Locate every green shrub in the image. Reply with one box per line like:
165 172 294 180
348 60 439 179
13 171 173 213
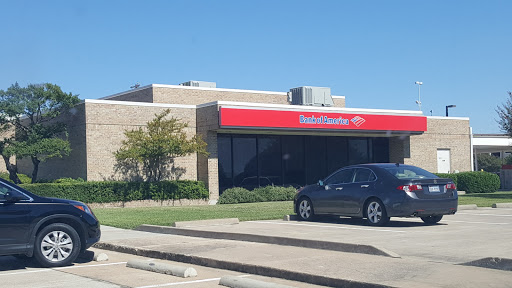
455 171 500 193
53 177 85 183
0 172 32 184
218 187 263 204
19 180 209 203
219 186 297 204
476 154 502 173
252 186 297 201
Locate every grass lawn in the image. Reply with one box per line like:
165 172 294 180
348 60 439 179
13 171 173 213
94 201 294 229
94 191 512 229
458 191 512 207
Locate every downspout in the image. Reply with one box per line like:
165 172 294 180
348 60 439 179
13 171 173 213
470 127 475 171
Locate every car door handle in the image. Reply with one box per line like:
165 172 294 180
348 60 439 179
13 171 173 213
361 185 369 188
335 187 343 190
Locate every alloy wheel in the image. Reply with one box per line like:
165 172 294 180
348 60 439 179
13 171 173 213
40 230 74 262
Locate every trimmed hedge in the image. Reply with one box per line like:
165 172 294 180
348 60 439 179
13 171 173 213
219 186 297 204
19 180 209 203
434 171 500 193
0 173 32 184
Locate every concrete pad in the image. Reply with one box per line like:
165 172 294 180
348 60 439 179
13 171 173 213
492 203 512 208
457 191 466 195
220 275 294 288
135 224 400 258
126 259 197 277
458 204 478 210
171 218 239 228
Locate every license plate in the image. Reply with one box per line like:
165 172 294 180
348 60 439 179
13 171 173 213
429 185 441 193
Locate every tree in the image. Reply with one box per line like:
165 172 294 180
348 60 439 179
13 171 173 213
114 109 208 182
476 154 501 172
496 91 512 136
0 83 80 183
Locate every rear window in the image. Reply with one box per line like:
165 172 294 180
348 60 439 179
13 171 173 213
383 166 438 180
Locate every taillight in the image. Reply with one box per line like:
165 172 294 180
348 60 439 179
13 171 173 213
398 184 423 192
445 183 456 190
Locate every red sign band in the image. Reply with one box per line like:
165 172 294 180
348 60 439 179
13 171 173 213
219 107 427 132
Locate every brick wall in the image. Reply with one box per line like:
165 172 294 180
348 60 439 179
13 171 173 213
105 86 154 103
84 102 198 181
332 97 346 108
196 104 220 200
393 118 471 173
153 86 289 105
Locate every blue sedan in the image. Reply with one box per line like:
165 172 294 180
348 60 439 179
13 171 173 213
294 163 458 226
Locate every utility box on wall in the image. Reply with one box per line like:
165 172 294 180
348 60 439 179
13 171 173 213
500 165 512 189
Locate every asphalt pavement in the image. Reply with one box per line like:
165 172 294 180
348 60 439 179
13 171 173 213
96 208 512 288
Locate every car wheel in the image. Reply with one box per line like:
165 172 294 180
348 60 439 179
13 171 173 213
365 199 389 226
297 198 315 221
421 215 443 225
33 223 81 267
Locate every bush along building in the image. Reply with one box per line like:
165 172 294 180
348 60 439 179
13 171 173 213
17 81 472 201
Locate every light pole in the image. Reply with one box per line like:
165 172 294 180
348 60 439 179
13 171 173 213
414 81 423 111
446 105 456 117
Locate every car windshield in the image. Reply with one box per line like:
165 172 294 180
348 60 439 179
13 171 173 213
383 166 438 180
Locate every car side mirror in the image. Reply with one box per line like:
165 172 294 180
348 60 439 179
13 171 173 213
5 192 23 203
318 180 324 186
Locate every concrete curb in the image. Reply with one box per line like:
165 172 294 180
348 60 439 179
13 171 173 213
461 257 512 271
136 224 400 258
126 259 197 277
492 203 512 208
94 242 393 288
457 204 478 210
219 275 294 288
173 218 239 228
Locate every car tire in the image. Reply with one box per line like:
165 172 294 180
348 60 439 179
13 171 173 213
365 199 390 226
421 215 443 225
297 198 315 221
33 223 81 267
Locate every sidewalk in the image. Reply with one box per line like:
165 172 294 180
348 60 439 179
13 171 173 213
97 225 512 288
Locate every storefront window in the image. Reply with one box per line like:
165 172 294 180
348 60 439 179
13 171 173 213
258 136 282 186
218 134 391 193
326 137 348 175
348 138 369 165
232 136 257 188
282 136 306 187
217 134 233 194
372 137 390 163
305 136 327 184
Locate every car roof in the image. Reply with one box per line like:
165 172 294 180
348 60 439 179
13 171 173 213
344 163 415 169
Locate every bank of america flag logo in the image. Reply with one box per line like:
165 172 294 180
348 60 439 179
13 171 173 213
351 116 366 127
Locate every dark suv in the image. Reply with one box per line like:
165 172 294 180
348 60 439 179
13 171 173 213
0 178 100 267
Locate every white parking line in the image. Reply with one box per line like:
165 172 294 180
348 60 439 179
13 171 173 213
135 275 251 288
443 220 510 225
135 278 221 288
457 212 512 217
0 262 127 276
247 221 406 233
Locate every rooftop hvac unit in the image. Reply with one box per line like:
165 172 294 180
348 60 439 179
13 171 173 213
179 81 217 88
289 86 334 107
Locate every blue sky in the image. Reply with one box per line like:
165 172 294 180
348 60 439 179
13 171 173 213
1 0 510 133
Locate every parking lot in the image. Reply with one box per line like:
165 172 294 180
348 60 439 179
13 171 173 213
1 207 512 287
178 206 512 264
0 248 326 288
